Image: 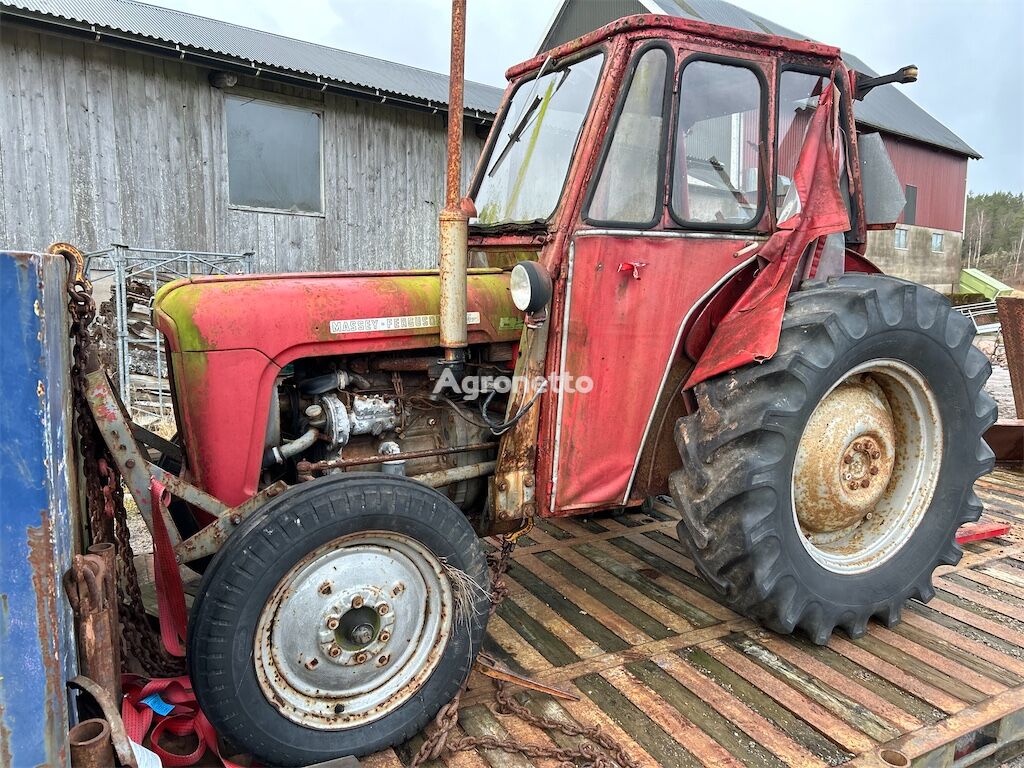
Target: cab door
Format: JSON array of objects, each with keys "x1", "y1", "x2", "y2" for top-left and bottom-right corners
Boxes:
[{"x1": 549, "y1": 44, "x2": 775, "y2": 515}]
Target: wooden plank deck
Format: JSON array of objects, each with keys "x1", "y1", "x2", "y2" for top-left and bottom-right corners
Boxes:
[{"x1": 365, "y1": 468, "x2": 1024, "y2": 768}]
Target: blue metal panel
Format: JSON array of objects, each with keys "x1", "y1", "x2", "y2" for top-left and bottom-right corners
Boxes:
[{"x1": 0, "y1": 250, "x2": 77, "y2": 768}]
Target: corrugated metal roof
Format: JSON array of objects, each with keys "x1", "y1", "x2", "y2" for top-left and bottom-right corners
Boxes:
[
  {"x1": 3, "y1": 0, "x2": 979, "y2": 158},
  {"x1": 652, "y1": 0, "x2": 980, "y2": 158},
  {"x1": 0, "y1": 0, "x2": 504, "y2": 116}
]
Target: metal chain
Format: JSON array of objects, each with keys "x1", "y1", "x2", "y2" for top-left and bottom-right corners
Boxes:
[
  {"x1": 411, "y1": 534, "x2": 639, "y2": 768},
  {"x1": 53, "y1": 243, "x2": 184, "y2": 678}
]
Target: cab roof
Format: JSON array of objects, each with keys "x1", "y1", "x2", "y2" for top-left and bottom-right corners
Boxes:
[{"x1": 507, "y1": 14, "x2": 842, "y2": 80}]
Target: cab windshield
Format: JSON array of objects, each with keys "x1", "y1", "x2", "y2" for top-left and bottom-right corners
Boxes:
[{"x1": 472, "y1": 53, "x2": 604, "y2": 227}]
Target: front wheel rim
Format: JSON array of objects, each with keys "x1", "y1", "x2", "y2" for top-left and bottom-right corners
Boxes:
[
  {"x1": 254, "y1": 531, "x2": 454, "y2": 730},
  {"x1": 792, "y1": 359, "x2": 943, "y2": 574}
]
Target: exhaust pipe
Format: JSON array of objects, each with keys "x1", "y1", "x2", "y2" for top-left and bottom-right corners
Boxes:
[{"x1": 439, "y1": 0, "x2": 469, "y2": 365}]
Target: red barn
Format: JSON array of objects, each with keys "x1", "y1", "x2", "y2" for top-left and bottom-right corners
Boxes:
[{"x1": 541, "y1": 0, "x2": 981, "y2": 291}]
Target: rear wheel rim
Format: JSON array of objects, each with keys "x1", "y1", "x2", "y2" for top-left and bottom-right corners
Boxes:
[
  {"x1": 254, "y1": 531, "x2": 453, "y2": 729},
  {"x1": 792, "y1": 359, "x2": 942, "y2": 574}
]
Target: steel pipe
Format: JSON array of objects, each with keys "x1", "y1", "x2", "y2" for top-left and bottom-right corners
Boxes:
[
  {"x1": 439, "y1": 0, "x2": 469, "y2": 360},
  {"x1": 86, "y1": 543, "x2": 121, "y2": 702},
  {"x1": 68, "y1": 719, "x2": 114, "y2": 768},
  {"x1": 411, "y1": 460, "x2": 496, "y2": 488},
  {"x1": 64, "y1": 555, "x2": 119, "y2": 704},
  {"x1": 297, "y1": 441, "x2": 496, "y2": 474}
]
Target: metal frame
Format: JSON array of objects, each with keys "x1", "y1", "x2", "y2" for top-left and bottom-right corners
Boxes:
[
  {"x1": 84, "y1": 368, "x2": 285, "y2": 564},
  {"x1": 85, "y1": 244, "x2": 254, "y2": 420},
  {"x1": 956, "y1": 301, "x2": 1001, "y2": 334}
]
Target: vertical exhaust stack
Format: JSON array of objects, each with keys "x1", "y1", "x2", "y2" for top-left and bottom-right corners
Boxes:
[{"x1": 439, "y1": 0, "x2": 469, "y2": 365}]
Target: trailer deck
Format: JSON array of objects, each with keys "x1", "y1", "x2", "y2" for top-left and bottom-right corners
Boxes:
[{"x1": 360, "y1": 468, "x2": 1024, "y2": 768}]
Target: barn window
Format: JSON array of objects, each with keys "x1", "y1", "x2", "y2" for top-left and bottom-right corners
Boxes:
[
  {"x1": 672, "y1": 58, "x2": 764, "y2": 227},
  {"x1": 931, "y1": 232, "x2": 944, "y2": 252},
  {"x1": 895, "y1": 228, "x2": 908, "y2": 250},
  {"x1": 226, "y1": 96, "x2": 323, "y2": 213},
  {"x1": 903, "y1": 184, "x2": 918, "y2": 225}
]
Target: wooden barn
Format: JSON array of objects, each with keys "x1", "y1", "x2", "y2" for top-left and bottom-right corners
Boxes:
[{"x1": 0, "y1": 0, "x2": 500, "y2": 272}]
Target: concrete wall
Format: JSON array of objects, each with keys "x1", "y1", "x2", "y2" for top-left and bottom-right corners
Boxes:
[
  {"x1": 0, "y1": 25, "x2": 485, "y2": 272},
  {"x1": 865, "y1": 225, "x2": 962, "y2": 292}
]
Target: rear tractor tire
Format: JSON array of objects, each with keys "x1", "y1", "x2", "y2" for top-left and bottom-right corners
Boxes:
[
  {"x1": 188, "y1": 473, "x2": 490, "y2": 766},
  {"x1": 671, "y1": 274, "x2": 996, "y2": 643}
]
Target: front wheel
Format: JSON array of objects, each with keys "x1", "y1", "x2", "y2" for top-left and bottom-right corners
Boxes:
[
  {"x1": 188, "y1": 474, "x2": 490, "y2": 766},
  {"x1": 671, "y1": 274, "x2": 996, "y2": 643}
]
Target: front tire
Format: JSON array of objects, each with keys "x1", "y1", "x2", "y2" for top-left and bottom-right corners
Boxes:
[
  {"x1": 188, "y1": 473, "x2": 490, "y2": 766},
  {"x1": 671, "y1": 274, "x2": 996, "y2": 643}
]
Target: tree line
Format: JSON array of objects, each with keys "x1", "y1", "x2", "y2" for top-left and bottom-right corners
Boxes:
[{"x1": 962, "y1": 191, "x2": 1024, "y2": 283}]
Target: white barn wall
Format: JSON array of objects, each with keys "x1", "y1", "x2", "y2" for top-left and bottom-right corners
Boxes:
[{"x1": 0, "y1": 25, "x2": 486, "y2": 272}]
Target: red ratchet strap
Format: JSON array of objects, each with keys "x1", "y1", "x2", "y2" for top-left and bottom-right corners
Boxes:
[
  {"x1": 122, "y1": 675, "x2": 247, "y2": 768},
  {"x1": 149, "y1": 477, "x2": 188, "y2": 656}
]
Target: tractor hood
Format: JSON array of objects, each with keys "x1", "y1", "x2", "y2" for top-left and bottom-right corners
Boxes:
[
  {"x1": 152, "y1": 269, "x2": 523, "y2": 505},
  {"x1": 154, "y1": 268, "x2": 523, "y2": 362}
]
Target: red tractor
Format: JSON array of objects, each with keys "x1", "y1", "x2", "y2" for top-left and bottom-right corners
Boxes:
[{"x1": 76, "y1": 10, "x2": 993, "y2": 766}]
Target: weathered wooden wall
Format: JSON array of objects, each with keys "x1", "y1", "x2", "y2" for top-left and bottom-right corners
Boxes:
[{"x1": 0, "y1": 25, "x2": 487, "y2": 272}]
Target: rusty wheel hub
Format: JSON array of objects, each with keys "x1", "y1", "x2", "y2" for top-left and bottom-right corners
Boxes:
[
  {"x1": 254, "y1": 532, "x2": 453, "y2": 729},
  {"x1": 792, "y1": 359, "x2": 942, "y2": 573}
]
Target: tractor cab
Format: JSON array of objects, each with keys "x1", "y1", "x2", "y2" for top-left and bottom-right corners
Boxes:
[
  {"x1": 467, "y1": 16, "x2": 900, "y2": 529},
  {"x1": 469, "y1": 16, "x2": 870, "y2": 246}
]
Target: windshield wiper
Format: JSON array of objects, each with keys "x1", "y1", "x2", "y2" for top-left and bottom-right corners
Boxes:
[
  {"x1": 487, "y1": 95, "x2": 543, "y2": 178},
  {"x1": 487, "y1": 67, "x2": 572, "y2": 178}
]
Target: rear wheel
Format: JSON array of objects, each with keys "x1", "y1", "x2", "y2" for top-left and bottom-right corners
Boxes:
[
  {"x1": 671, "y1": 274, "x2": 996, "y2": 643},
  {"x1": 188, "y1": 473, "x2": 490, "y2": 765}
]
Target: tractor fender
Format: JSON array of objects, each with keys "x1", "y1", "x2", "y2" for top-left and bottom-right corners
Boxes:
[
  {"x1": 682, "y1": 258, "x2": 759, "y2": 364},
  {"x1": 684, "y1": 248, "x2": 882, "y2": 385}
]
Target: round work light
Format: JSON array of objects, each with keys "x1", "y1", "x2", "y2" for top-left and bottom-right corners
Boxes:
[{"x1": 509, "y1": 261, "x2": 552, "y2": 314}]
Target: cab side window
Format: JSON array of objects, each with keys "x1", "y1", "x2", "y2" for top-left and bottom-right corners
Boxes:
[
  {"x1": 777, "y1": 70, "x2": 828, "y2": 218},
  {"x1": 776, "y1": 68, "x2": 853, "y2": 228},
  {"x1": 672, "y1": 59, "x2": 763, "y2": 227},
  {"x1": 586, "y1": 47, "x2": 670, "y2": 225}
]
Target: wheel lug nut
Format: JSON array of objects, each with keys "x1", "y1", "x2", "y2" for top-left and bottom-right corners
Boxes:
[
  {"x1": 355, "y1": 652, "x2": 368, "y2": 664},
  {"x1": 377, "y1": 603, "x2": 389, "y2": 616},
  {"x1": 379, "y1": 630, "x2": 390, "y2": 643},
  {"x1": 869, "y1": 466, "x2": 879, "y2": 475},
  {"x1": 351, "y1": 596, "x2": 364, "y2": 609},
  {"x1": 377, "y1": 654, "x2": 390, "y2": 666},
  {"x1": 325, "y1": 616, "x2": 339, "y2": 631},
  {"x1": 843, "y1": 455, "x2": 853, "y2": 464},
  {"x1": 853, "y1": 441, "x2": 862, "y2": 451},
  {"x1": 328, "y1": 645, "x2": 341, "y2": 658},
  {"x1": 848, "y1": 482, "x2": 858, "y2": 490},
  {"x1": 871, "y1": 450, "x2": 880, "y2": 459},
  {"x1": 860, "y1": 478, "x2": 870, "y2": 488}
]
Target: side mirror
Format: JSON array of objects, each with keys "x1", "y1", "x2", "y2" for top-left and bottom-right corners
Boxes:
[
  {"x1": 859, "y1": 133, "x2": 906, "y2": 227},
  {"x1": 855, "y1": 65, "x2": 918, "y2": 100}
]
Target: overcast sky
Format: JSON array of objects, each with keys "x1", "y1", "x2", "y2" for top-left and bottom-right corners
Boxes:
[{"x1": 155, "y1": 0, "x2": 1022, "y2": 194}]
